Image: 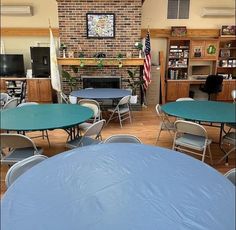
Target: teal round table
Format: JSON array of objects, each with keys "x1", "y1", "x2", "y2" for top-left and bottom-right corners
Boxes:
[
  {"x1": 161, "y1": 101, "x2": 236, "y2": 124},
  {"x1": 0, "y1": 104, "x2": 93, "y2": 131},
  {"x1": 161, "y1": 101, "x2": 236, "y2": 162}
]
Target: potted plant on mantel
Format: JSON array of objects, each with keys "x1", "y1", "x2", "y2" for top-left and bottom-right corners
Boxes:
[
  {"x1": 61, "y1": 68, "x2": 79, "y2": 104},
  {"x1": 127, "y1": 68, "x2": 145, "y2": 104}
]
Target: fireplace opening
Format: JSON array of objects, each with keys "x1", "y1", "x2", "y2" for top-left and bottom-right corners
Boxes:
[{"x1": 82, "y1": 76, "x2": 121, "y2": 89}]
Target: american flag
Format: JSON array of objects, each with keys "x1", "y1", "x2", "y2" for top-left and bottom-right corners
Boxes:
[{"x1": 143, "y1": 31, "x2": 151, "y2": 89}]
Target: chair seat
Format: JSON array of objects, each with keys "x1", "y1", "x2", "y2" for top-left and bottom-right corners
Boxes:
[
  {"x1": 78, "y1": 122, "x2": 92, "y2": 131},
  {"x1": 226, "y1": 123, "x2": 236, "y2": 129},
  {"x1": 1, "y1": 147, "x2": 43, "y2": 165},
  {"x1": 66, "y1": 136, "x2": 102, "y2": 149},
  {"x1": 223, "y1": 132, "x2": 236, "y2": 144},
  {"x1": 175, "y1": 134, "x2": 212, "y2": 151},
  {"x1": 108, "y1": 107, "x2": 130, "y2": 114},
  {"x1": 161, "y1": 122, "x2": 175, "y2": 130}
]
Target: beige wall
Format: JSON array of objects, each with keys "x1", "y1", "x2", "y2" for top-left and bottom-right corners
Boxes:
[
  {"x1": 1, "y1": 0, "x2": 58, "y2": 27},
  {"x1": 1, "y1": 0, "x2": 58, "y2": 68},
  {"x1": 142, "y1": 0, "x2": 235, "y2": 28},
  {"x1": 1, "y1": 0, "x2": 235, "y2": 70}
]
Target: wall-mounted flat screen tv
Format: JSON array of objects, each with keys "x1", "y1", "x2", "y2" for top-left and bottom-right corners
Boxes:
[{"x1": 0, "y1": 54, "x2": 25, "y2": 77}]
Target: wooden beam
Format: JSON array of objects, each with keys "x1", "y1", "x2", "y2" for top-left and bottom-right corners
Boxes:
[
  {"x1": 141, "y1": 28, "x2": 220, "y2": 38},
  {"x1": 159, "y1": 51, "x2": 166, "y2": 104},
  {"x1": 57, "y1": 58, "x2": 144, "y2": 66},
  {"x1": 1, "y1": 28, "x2": 59, "y2": 37},
  {"x1": 1, "y1": 27, "x2": 220, "y2": 38}
]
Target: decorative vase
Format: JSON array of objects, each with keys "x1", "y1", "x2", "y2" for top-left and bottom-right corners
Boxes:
[
  {"x1": 139, "y1": 50, "x2": 142, "y2": 58},
  {"x1": 69, "y1": 95, "x2": 77, "y2": 104},
  {"x1": 130, "y1": 95, "x2": 138, "y2": 104},
  {"x1": 62, "y1": 49, "x2": 66, "y2": 58}
]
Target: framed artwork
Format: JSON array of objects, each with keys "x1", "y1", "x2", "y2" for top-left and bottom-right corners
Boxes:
[
  {"x1": 171, "y1": 26, "x2": 187, "y2": 37},
  {"x1": 221, "y1": 25, "x2": 236, "y2": 36},
  {"x1": 220, "y1": 49, "x2": 230, "y2": 58},
  {"x1": 193, "y1": 46, "x2": 203, "y2": 58},
  {"x1": 86, "y1": 13, "x2": 115, "y2": 38}
]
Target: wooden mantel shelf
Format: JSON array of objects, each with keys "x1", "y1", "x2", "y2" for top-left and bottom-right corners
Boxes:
[{"x1": 57, "y1": 58, "x2": 144, "y2": 66}]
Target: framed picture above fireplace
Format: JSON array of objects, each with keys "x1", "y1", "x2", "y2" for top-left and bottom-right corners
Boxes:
[{"x1": 86, "y1": 13, "x2": 115, "y2": 38}]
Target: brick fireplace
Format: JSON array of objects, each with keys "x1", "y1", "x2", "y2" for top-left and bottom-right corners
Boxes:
[{"x1": 56, "y1": 0, "x2": 143, "y2": 93}]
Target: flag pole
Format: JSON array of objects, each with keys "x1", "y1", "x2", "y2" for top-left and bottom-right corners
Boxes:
[{"x1": 48, "y1": 18, "x2": 51, "y2": 29}]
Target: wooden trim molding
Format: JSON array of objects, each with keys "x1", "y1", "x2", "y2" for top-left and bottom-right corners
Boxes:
[
  {"x1": 57, "y1": 58, "x2": 144, "y2": 66},
  {"x1": 1, "y1": 28, "x2": 59, "y2": 37},
  {"x1": 141, "y1": 28, "x2": 220, "y2": 38},
  {"x1": 2, "y1": 27, "x2": 221, "y2": 39}
]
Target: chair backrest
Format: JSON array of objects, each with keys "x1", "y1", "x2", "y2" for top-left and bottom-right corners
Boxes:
[
  {"x1": 2, "y1": 98, "x2": 18, "y2": 109},
  {"x1": 19, "y1": 81, "x2": 27, "y2": 103},
  {"x1": 0, "y1": 133, "x2": 38, "y2": 150},
  {"x1": 156, "y1": 104, "x2": 172, "y2": 124},
  {"x1": 222, "y1": 131, "x2": 236, "y2": 145},
  {"x1": 174, "y1": 120, "x2": 208, "y2": 138},
  {"x1": 0, "y1": 93, "x2": 10, "y2": 104},
  {"x1": 83, "y1": 119, "x2": 106, "y2": 138},
  {"x1": 104, "y1": 134, "x2": 142, "y2": 144},
  {"x1": 224, "y1": 168, "x2": 236, "y2": 186},
  {"x1": 17, "y1": 102, "x2": 39, "y2": 107},
  {"x1": 231, "y1": 89, "x2": 236, "y2": 103},
  {"x1": 117, "y1": 95, "x2": 131, "y2": 106},
  {"x1": 78, "y1": 99, "x2": 101, "y2": 121},
  {"x1": 60, "y1": 92, "x2": 70, "y2": 104},
  {"x1": 176, "y1": 97, "x2": 194, "y2": 101},
  {"x1": 204, "y1": 75, "x2": 223, "y2": 94},
  {"x1": 5, "y1": 155, "x2": 48, "y2": 189}
]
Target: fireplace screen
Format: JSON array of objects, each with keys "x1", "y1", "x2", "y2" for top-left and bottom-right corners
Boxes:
[{"x1": 82, "y1": 77, "x2": 121, "y2": 89}]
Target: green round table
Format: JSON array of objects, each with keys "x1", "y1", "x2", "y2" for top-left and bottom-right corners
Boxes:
[
  {"x1": 0, "y1": 104, "x2": 93, "y2": 131},
  {"x1": 161, "y1": 101, "x2": 236, "y2": 124},
  {"x1": 161, "y1": 101, "x2": 236, "y2": 160}
]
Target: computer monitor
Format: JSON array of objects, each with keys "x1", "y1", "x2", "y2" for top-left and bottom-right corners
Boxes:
[{"x1": 0, "y1": 54, "x2": 25, "y2": 77}]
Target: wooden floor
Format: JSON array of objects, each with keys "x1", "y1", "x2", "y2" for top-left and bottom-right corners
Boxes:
[{"x1": 1, "y1": 106, "x2": 235, "y2": 197}]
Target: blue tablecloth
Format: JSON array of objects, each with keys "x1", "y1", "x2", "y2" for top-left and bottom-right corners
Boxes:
[
  {"x1": 1, "y1": 144, "x2": 235, "y2": 230},
  {"x1": 71, "y1": 88, "x2": 131, "y2": 99}
]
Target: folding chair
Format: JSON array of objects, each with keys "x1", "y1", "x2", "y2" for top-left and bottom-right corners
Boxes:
[
  {"x1": 66, "y1": 119, "x2": 106, "y2": 149},
  {"x1": 172, "y1": 120, "x2": 212, "y2": 163},
  {"x1": 106, "y1": 95, "x2": 131, "y2": 128},
  {"x1": 156, "y1": 104, "x2": 175, "y2": 143},
  {"x1": 218, "y1": 131, "x2": 236, "y2": 164},
  {"x1": 103, "y1": 134, "x2": 142, "y2": 144},
  {"x1": 5, "y1": 155, "x2": 48, "y2": 189},
  {"x1": 78, "y1": 99, "x2": 102, "y2": 133},
  {"x1": 2, "y1": 98, "x2": 18, "y2": 110},
  {"x1": 1, "y1": 133, "x2": 44, "y2": 166},
  {"x1": 224, "y1": 168, "x2": 236, "y2": 186}
]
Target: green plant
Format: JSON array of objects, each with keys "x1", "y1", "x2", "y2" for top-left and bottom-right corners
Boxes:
[
  {"x1": 60, "y1": 43, "x2": 67, "y2": 51},
  {"x1": 97, "y1": 58, "x2": 104, "y2": 68},
  {"x1": 127, "y1": 68, "x2": 145, "y2": 95},
  {"x1": 117, "y1": 53, "x2": 124, "y2": 68},
  {"x1": 62, "y1": 70, "x2": 78, "y2": 92},
  {"x1": 78, "y1": 52, "x2": 85, "y2": 67},
  {"x1": 134, "y1": 42, "x2": 143, "y2": 50}
]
